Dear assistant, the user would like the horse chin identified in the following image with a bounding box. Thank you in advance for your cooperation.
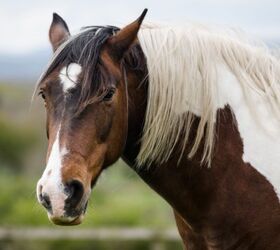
[48,213,85,226]
[47,194,89,226]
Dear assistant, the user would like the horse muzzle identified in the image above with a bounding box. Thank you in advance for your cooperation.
[37,178,90,226]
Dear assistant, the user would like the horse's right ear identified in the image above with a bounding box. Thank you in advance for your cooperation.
[49,13,70,52]
[108,9,148,61]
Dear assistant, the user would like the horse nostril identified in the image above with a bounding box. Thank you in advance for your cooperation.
[40,193,52,212]
[64,180,84,208]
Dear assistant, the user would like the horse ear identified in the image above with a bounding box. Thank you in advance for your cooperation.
[49,13,70,52]
[108,9,148,60]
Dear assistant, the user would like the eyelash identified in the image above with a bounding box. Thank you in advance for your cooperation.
[103,88,116,102]
[38,90,46,100]
[38,88,115,102]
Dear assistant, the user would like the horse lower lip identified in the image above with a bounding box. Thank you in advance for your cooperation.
[49,214,84,226]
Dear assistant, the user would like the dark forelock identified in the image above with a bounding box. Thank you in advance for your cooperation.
[37,25,146,114]
[40,26,120,112]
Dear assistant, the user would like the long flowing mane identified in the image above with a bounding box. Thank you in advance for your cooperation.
[137,23,280,167]
[35,22,280,168]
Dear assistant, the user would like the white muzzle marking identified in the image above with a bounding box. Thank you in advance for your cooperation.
[37,128,69,217]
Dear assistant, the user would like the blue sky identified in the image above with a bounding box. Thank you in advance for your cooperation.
[0,0,280,54]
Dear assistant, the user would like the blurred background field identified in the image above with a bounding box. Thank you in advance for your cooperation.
[1,0,280,249]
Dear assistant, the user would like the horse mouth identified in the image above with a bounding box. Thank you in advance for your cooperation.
[48,213,85,226]
[48,201,88,226]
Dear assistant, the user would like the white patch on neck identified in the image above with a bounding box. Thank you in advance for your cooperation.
[37,127,69,216]
[59,63,82,93]
[203,65,280,199]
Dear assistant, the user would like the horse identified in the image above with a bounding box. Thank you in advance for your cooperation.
[35,9,280,249]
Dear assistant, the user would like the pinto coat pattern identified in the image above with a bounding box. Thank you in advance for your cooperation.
[35,10,280,249]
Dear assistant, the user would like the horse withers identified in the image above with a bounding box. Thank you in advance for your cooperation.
[36,10,280,249]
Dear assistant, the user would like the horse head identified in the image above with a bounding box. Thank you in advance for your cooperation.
[36,10,147,225]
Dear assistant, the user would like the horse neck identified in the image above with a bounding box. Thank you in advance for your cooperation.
[121,63,148,166]
[120,56,280,248]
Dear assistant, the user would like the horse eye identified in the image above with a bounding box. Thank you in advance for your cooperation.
[103,88,115,102]
[38,90,46,100]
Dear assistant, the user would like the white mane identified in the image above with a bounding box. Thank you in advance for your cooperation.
[136,23,280,167]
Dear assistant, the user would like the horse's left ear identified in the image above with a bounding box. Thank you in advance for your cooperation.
[108,9,148,60]
[49,13,70,52]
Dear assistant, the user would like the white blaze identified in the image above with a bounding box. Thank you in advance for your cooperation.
[37,128,68,216]
[37,62,82,218]
[59,63,82,93]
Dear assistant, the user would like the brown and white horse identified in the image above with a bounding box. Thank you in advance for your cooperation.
[36,10,280,249]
